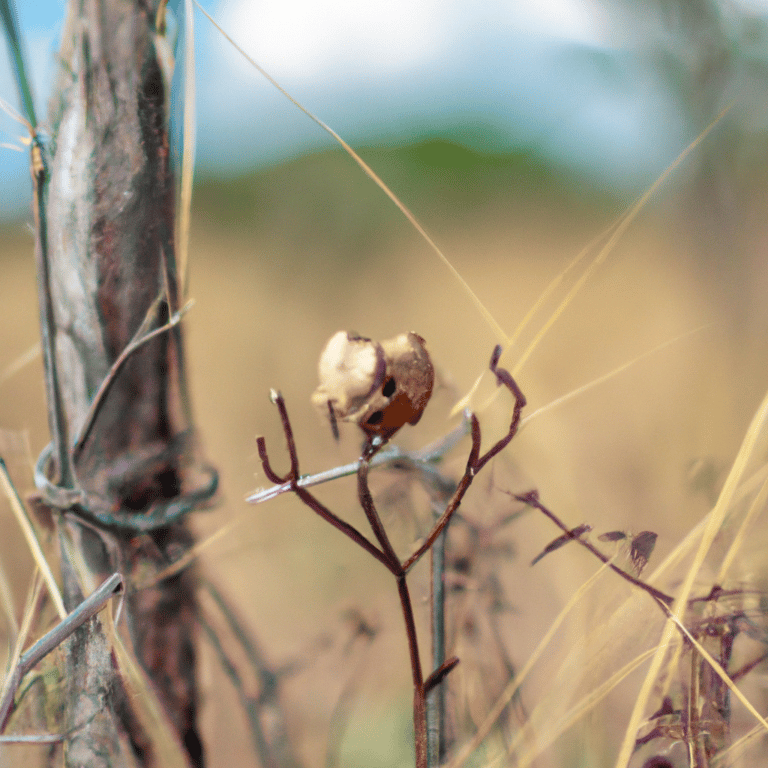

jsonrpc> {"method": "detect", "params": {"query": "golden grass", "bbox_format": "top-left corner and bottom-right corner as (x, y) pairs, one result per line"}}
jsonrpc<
(0, 21), (766, 765)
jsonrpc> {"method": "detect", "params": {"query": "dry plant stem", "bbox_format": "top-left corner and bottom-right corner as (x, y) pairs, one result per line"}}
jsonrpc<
(0, 573), (123, 733)
(428, 527), (448, 766)
(256, 396), (395, 573)
(72, 294), (192, 460)
(257, 399), (419, 755)
(358, 446), (403, 568)
(403, 345), (526, 574)
(258, 346), (526, 768)
(246, 418), (469, 506)
(397, 573), (428, 768)
(731, 650), (768, 682)
(689, 646), (707, 768)
(357, 443), (428, 767)
(0, 734), (65, 744)
(514, 490), (675, 607)
(200, 580), (302, 768)
(30, 136), (73, 488)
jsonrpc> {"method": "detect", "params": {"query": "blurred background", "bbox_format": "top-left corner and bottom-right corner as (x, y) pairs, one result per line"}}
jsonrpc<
(2, 0), (768, 765)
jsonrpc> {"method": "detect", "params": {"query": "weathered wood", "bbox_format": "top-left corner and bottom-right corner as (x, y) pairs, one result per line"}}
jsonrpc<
(32, 0), (215, 765)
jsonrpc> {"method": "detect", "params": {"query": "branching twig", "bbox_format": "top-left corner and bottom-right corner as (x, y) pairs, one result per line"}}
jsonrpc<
(0, 573), (123, 734)
(246, 417), (470, 506)
(403, 346), (527, 573)
(256, 393), (395, 573)
(256, 345), (526, 768)
(513, 490), (675, 606)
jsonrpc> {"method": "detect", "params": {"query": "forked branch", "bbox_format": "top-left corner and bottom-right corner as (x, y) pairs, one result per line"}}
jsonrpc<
(402, 345), (527, 573)
(256, 345), (526, 768)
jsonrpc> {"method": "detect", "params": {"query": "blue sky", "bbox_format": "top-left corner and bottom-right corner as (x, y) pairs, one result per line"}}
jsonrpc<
(1, 0), (766, 220)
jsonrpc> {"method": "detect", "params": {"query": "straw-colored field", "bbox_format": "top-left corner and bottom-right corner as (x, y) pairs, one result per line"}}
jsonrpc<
(1, 139), (767, 766)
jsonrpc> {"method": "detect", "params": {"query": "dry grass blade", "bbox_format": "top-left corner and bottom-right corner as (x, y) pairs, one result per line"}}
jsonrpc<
(446, 563), (613, 768)
(104, 610), (192, 768)
(714, 722), (768, 766)
(192, 0), (506, 343)
(176, 0), (196, 296)
(660, 607), (768, 736)
(0, 557), (18, 640)
(615, 385), (768, 768)
(71, 297), (194, 458)
(454, 108), (727, 421)
(511, 105), (731, 380)
(518, 325), (711, 429)
(0, 572), (44, 721)
(0, 343), (40, 386)
(0, 94), (32, 133)
(0, 460), (65, 620)
(503, 223), (620, 355)
(715, 473), (768, 584)
(642, 461), (768, 588)
(513, 646), (661, 768)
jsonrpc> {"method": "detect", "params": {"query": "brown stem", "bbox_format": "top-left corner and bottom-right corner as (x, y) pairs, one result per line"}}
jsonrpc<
(474, 345), (526, 471)
(404, 471), (474, 573)
(514, 490), (675, 606)
(293, 485), (395, 573)
(256, 392), (299, 484)
(404, 349), (527, 573)
(397, 575), (427, 768)
(256, 394), (394, 573)
(357, 452), (401, 569)
(424, 657), (460, 695)
(257, 347), (526, 768)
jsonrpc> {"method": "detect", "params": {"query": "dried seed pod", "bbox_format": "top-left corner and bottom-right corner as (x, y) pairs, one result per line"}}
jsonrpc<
(311, 331), (435, 440)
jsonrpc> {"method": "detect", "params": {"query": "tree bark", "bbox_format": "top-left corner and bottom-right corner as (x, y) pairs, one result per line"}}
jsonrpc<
(33, 0), (214, 765)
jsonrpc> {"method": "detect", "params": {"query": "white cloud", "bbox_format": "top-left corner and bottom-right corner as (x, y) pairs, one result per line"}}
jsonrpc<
(513, 0), (608, 44)
(217, 0), (450, 81)
(215, 0), (608, 83)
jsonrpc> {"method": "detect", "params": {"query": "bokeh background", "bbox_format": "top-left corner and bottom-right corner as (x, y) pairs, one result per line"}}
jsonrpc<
(2, 0), (768, 765)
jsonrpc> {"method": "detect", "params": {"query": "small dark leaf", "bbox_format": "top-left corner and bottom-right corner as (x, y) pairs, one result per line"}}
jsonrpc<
(631, 531), (658, 575)
(598, 530), (628, 542)
(531, 524), (591, 566)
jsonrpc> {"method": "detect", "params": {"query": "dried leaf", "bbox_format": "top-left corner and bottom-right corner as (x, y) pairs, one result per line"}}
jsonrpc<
(630, 531), (658, 575)
(598, 530), (628, 543)
(530, 524), (592, 566)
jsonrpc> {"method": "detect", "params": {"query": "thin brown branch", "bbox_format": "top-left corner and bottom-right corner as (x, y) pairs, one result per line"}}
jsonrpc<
(424, 657), (460, 695)
(404, 348), (526, 572)
(396, 575), (427, 768)
(357, 452), (402, 570)
(258, 392), (393, 572)
(256, 347), (526, 768)
(513, 490), (675, 606)
(475, 345), (527, 472)
(293, 485), (396, 573)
